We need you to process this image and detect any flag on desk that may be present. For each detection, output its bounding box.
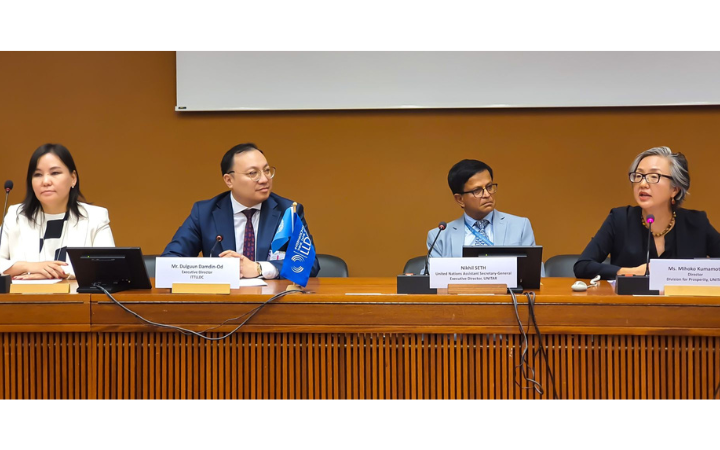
[280,213,316,287]
[271,207,293,252]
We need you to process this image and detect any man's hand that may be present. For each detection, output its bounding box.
[219,251,261,278]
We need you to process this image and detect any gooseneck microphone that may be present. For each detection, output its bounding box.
[424,222,447,274]
[1,180,13,245]
[1,180,13,293]
[644,214,655,276]
[208,235,223,257]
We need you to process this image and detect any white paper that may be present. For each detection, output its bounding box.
[11,279,63,284]
[237,278,268,287]
[650,259,720,292]
[155,257,241,289]
[428,257,517,289]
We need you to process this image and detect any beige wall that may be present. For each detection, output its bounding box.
[1,51,719,276]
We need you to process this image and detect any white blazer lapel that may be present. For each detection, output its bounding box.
[66,215,89,247]
[493,210,508,246]
[19,215,41,262]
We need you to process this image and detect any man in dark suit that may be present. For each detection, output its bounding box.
[162,143,320,279]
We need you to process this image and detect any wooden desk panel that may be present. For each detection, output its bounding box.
[1,277,719,399]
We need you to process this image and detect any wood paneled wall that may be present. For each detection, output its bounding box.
[2,52,720,276]
[2,332,718,399]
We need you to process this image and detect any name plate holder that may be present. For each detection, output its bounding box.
[664,285,720,297]
[171,283,231,294]
[447,284,508,295]
[156,257,240,294]
[10,282,71,294]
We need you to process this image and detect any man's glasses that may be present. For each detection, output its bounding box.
[227,166,276,182]
[461,183,498,197]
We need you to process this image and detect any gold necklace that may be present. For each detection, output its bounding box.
[642,212,676,237]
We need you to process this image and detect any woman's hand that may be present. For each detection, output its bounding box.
[13,261,69,279]
[617,264,647,276]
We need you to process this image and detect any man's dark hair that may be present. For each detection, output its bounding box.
[220,143,264,175]
[447,159,494,194]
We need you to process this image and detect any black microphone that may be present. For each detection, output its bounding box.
[1,180,13,245]
[644,214,654,276]
[1,180,13,293]
[208,235,223,257]
[424,222,447,274]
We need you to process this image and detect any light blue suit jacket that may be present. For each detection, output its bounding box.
[425,210,544,276]
[426,210,537,257]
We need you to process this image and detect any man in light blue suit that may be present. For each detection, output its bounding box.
[162,143,320,279]
[426,159,539,259]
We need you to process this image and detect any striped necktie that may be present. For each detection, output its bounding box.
[474,219,490,246]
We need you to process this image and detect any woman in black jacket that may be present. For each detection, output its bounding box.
[574,146,720,280]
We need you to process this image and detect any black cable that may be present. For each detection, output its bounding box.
[94,283,305,341]
[525,292,560,400]
[509,289,544,395]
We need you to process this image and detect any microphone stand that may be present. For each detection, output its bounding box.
[397,222,446,295]
[615,214,659,295]
[1,186,12,293]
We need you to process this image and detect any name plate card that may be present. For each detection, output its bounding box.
[429,257,517,289]
[649,259,720,293]
[155,257,240,289]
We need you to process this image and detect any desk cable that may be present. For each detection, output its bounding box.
[509,290,560,400]
[94,283,306,341]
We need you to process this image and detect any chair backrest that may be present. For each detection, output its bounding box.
[143,254,159,278]
[545,254,611,277]
[403,256,426,274]
[544,254,581,277]
[316,254,349,277]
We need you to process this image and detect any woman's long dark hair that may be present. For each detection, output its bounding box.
[19,143,87,225]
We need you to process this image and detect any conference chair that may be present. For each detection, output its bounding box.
[545,254,611,277]
[143,254,159,278]
[403,256,426,274]
[316,254,349,277]
[544,254,580,277]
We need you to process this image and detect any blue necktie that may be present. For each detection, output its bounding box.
[474,219,490,246]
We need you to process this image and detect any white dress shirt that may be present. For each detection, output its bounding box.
[463,210,495,246]
[230,194,278,279]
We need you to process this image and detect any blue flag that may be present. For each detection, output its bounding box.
[271,207,293,253]
[280,214,316,287]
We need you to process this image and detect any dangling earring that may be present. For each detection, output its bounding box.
[672,198,676,205]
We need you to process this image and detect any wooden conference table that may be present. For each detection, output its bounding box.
[1,277,719,400]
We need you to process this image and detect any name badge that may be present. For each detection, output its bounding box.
[649,259,720,292]
[155,257,240,289]
[429,257,517,289]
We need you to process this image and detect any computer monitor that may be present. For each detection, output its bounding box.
[67,247,152,293]
[462,245,543,291]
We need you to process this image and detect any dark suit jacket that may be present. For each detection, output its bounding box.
[162,191,320,277]
[574,206,720,279]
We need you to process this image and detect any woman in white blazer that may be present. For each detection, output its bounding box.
[0,143,115,279]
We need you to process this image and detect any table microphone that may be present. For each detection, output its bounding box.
[208,235,223,257]
[1,180,13,247]
[424,221,447,274]
[1,180,13,293]
[644,215,654,276]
